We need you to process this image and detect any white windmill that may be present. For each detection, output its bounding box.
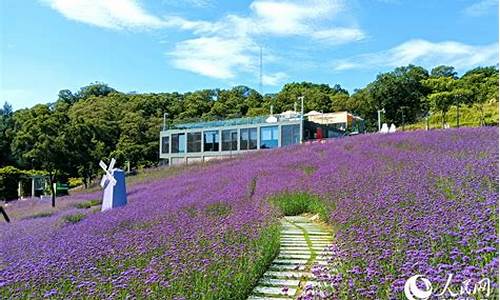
[99,158,127,211]
[100,158,117,188]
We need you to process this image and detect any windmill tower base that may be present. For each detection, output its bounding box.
[101,169,127,211]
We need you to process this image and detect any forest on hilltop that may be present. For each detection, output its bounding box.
[0,64,498,194]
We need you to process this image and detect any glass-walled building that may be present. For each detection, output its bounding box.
[160,111,363,165]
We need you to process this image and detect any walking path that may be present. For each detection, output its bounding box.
[248,215,333,300]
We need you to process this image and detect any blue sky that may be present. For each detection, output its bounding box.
[0,0,498,110]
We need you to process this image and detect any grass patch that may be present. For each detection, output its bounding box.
[75,199,102,209]
[29,211,53,219]
[302,166,316,175]
[63,213,86,224]
[269,192,330,222]
[205,202,232,218]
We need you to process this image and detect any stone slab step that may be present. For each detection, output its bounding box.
[259,278,301,287]
[280,238,308,241]
[280,242,308,245]
[273,259,309,264]
[305,232,327,236]
[280,250,313,255]
[307,236,333,240]
[248,296,292,300]
[252,286,296,297]
[264,271,313,279]
[270,264,307,271]
[281,231,304,235]
[278,254,311,259]
[284,216,310,222]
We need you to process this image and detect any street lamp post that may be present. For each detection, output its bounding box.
[298,96,304,143]
[401,109,405,131]
[163,113,169,131]
[377,108,385,132]
[425,112,431,131]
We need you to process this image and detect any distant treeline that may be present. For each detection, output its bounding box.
[0,64,498,190]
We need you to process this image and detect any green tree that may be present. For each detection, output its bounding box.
[365,65,430,127]
[461,67,499,125]
[11,104,69,206]
[273,82,348,113]
[431,65,457,78]
[178,90,214,121]
[76,82,116,100]
[450,87,473,127]
[428,92,454,128]
[422,76,456,128]
[0,102,14,166]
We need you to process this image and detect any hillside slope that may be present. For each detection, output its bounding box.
[1,128,498,299]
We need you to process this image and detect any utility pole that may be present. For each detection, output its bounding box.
[377,108,385,132]
[259,46,263,96]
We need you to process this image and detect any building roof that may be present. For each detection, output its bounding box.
[167,110,362,131]
[170,114,300,130]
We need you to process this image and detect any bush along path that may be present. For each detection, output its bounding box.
[248,215,333,299]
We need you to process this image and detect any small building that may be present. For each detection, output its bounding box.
[306,111,365,134]
[159,111,364,165]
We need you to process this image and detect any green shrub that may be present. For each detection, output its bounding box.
[0,166,25,201]
[75,199,102,209]
[68,178,84,188]
[29,211,53,219]
[63,213,86,224]
[269,192,330,222]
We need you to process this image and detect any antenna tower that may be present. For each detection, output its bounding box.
[259,46,263,96]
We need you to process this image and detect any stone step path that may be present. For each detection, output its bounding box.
[248,215,333,300]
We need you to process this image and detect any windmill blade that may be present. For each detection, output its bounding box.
[100,175,107,188]
[109,158,116,170]
[99,160,107,171]
[108,175,117,186]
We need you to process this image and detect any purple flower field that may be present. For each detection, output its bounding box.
[1,128,498,299]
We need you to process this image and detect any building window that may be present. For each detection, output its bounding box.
[281,124,300,147]
[240,128,257,150]
[204,130,219,152]
[260,126,278,149]
[171,133,185,153]
[187,132,202,153]
[161,136,170,154]
[222,129,238,151]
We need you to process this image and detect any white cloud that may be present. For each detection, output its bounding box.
[464,0,498,16]
[167,0,363,81]
[169,36,256,79]
[42,0,167,30]
[249,0,345,35]
[312,27,365,44]
[42,0,364,83]
[332,39,499,71]
[262,72,288,85]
